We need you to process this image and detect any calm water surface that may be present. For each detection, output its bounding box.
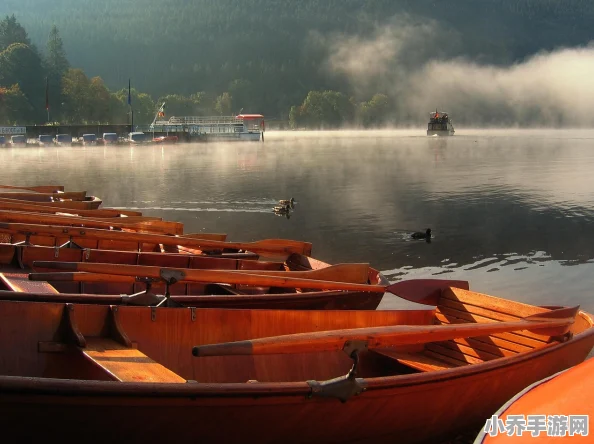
[3,128,594,314]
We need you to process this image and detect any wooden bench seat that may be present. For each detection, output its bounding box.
[0,271,59,294]
[81,338,185,383]
[372,348,462,372]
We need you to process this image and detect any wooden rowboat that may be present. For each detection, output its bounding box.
[474,356,594,443]
[0,244,387,310]
[0,191,88,201]
[0,197,139,216]
[0,282,592,443]
[0,195,103,210]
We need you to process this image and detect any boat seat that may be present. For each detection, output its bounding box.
[372,348,462,372]
[372,287,559,373]
[0,271,59,294]
[435,287,554,354]
[81,338,185,383]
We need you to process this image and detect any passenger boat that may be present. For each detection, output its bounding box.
[146,104,264,142]
[0,136,6,147]
[475,356,594,442]
[0,281,591,443]
[427,109,455,136]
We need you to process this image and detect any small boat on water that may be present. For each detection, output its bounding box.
[9,135,26,147]
[128,131,149,145]
[0,281,591,443]
[54,134,72,146]
[475,356,594,442]
[81,134,97,146]
[101,132,119,145]
[37,134,54,146]
[153,135,178,144]
[427,109,455,136]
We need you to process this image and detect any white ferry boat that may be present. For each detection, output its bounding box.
[427,110,455,136]
[145,103,264,142]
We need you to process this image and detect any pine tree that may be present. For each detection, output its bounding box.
[0,15,31,52]
[46,25,69,75]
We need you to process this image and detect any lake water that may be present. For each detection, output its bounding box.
[3,128,594,315]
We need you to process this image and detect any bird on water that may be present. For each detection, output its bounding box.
[411,228,431,240]
[273,204,291,214]
[278,197,295,207]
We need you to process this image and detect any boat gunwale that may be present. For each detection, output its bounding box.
[0,307,592,399]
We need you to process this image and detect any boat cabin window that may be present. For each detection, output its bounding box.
[103,133,118,142]
[0,136,5,144]
[56,134,72,143]
[83,134,97,142]
[11,135,26,143]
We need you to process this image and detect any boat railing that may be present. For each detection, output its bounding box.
[155,116,244,125]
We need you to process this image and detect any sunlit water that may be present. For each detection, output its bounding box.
[3,128,594,315]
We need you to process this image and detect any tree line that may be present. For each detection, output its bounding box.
[0,15,395,128]
[2,0,594,128]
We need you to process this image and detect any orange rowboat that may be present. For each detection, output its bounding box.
[0,284,592,443]
[475,356,594,443]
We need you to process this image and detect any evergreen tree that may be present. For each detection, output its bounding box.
[46,24,68,75]
[0,15,30,52]
[45,24,69,120]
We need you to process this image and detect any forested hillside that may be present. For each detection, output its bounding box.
[1,0,594,126]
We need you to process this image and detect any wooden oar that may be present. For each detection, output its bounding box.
[180,233,227,241]
[0,191,87,200]
[29,263,372,284]
[191,306,580,357]
[0,223,312,255]
[0,198,142,217]
[0,210,183,235]
[0,184,64,193]
[31,261,463,295]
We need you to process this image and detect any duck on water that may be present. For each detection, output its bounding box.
[278,198,295,208]
[411,228,431,240]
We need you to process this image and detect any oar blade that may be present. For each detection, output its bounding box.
[249,239,313,256]
[385,279,470,306]
[523,305,580,336]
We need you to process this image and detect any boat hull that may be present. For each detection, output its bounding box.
[193,132,261,142]
[0,298,593,444]
[0,312,592,444]
[427,129,455,136]
[475,356,594,443]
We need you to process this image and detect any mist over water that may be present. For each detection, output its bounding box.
[2,129,594,314]
[318,17,594,127]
